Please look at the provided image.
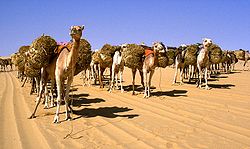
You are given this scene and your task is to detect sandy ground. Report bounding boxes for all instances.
[0,61,250,149]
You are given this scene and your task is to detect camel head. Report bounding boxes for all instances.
[152,42,166,53]
[120,43,128,52]
[70,25,84,41]
[202,38,212,48]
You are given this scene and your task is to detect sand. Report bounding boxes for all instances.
[0,60,250,149]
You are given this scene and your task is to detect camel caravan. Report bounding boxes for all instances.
[2,25,250,123]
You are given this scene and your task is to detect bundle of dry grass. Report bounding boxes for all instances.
[234,49,245,60]
[122,44,145,69]
[208,44,222,64]
[28,35,57,70]
[74,39,92,75]
[100,44,118,56]
[24,62,41,77]
[16,46,30,71]
[156,52,169,68]
[166,47,177,65]
[221,51,230,63]
[91,44,119,69]
[183,44,200,65]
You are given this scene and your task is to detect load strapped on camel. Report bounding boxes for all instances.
[122,44,145,70]
[92,44,119,68]
[74,39,92,75]
[183,44,200,66]
[208,44,222,64]
[166,46,177,66]
[24,35,57,77]
[156,51,169,68]
[16,45,30,72]
[234,49,246,60]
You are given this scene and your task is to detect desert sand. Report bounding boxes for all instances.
[0,61,250,149]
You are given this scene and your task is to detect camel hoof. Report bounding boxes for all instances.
[65,116,72,121]
[53,116,60,124]
[121,89,124,93]
[205,86,211,90]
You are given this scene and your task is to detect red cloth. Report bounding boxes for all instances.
[145,48,154,57]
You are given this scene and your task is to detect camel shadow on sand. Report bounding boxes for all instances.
[151,89,188,97]
[123,85,156,92]
[71,97,105,107]
[72,106,139,120]
[209,84,235,89]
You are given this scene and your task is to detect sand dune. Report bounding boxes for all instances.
[0,61,250,149]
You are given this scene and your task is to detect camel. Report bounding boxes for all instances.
[172,44,187,85]
[109,46,124,93]
[197,38,212,90]
[143,42,166,98]
[120,44,144,95]
[29,25,84,123]
[53,25,84,123]
[234,49,250,71]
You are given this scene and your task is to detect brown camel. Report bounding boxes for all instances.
[29,25,84,123]
[143,42,166,98]
[53,25,84,123]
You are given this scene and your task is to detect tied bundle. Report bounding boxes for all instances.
[16,46,30,72]
[221,51,231,63]
[92,44,119,69]
[156,52,169,68]
[208,44,222,64]
[166,47,177,65]
[74,39,92,75]
[183,44,200,65]
[28,35,57,70]
[122,44,145,69]
[234,49,245,60]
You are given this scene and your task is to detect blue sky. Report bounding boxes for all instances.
[0,0,249,56]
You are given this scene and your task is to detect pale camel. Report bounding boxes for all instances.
[197,38,212,90]
[109,46,124,93]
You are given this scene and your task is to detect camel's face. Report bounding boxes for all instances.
[120,43,128,52]
[202,38,212,48]
[70,25,84,40]
[153,42,166,53]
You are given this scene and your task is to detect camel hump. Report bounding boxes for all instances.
[54,42,72,54]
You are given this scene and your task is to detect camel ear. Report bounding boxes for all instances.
[81,25,85,30]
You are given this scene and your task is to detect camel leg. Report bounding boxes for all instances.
[64,76,73,121]
[148,70,155,97]
[197,65,202,88]
[44,85,49,109]
[243,60,247,71]
[50,79,55,107]
[115,72,119,90]
[172,62,178,85]
[139,69,144,87]
[109,66,115,93]
[204,67,210,90]
[54,73,63,123]
[29,74,47,119]
[143,70,147,98]
[132,69,136,95]
[120,70,124,93]
[180,67,184,85]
